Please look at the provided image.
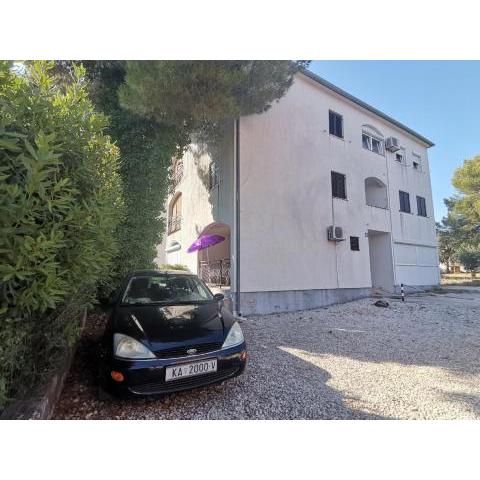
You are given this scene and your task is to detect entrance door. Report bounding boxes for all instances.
[368,230,394,291]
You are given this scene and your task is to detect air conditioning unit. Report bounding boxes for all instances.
[327,225,345,242]
[385,137,400,152]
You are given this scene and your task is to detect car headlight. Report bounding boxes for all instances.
[113,333,155,359]
[222,322,244,349]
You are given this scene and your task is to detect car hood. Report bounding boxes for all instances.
[113,302,231,353]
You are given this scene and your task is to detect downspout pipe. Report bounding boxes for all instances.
[234,118,241,315]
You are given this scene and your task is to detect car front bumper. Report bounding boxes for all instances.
[102,342,247,396]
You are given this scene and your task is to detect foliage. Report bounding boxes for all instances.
[119,61,310,130]
[159,264,189,271]
[458,247,480,277]
[55,61,189,289]
[0,61,123,408]
[452,155,480,228]
[436,198,471,272]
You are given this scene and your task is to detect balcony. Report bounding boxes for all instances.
[173,163,183,187]
[168,215,182,234]
[199,259,230,286]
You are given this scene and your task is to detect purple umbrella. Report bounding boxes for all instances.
[187,234,225,253]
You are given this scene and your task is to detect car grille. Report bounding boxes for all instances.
[155,342,222,359]
[130,367,239,395]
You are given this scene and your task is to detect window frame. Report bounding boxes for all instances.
[350,236,360,251]
[362,131,384,155]
[416,195,427,217]
[399,190,411,213]
[329,110,344,139]
[331,171,347,200]
[412,153,422,172]
[209,161,220,190]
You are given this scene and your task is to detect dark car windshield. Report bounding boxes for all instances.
[121,274,214,305]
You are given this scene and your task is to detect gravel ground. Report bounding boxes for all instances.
[53,287,480,419]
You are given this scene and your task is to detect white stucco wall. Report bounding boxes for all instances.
[157,127,235,274]
[239,73,439,294]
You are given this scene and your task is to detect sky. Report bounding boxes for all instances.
[308,61,480,221]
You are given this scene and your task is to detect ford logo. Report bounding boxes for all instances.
[186,348,197,355]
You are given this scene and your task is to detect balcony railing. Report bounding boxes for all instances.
[173,164,183,186]
[168,215,182,234]
[199,259,230,286]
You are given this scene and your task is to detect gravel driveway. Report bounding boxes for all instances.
[53,287,480,419]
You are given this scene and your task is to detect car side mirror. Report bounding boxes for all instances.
[214,293,225,302]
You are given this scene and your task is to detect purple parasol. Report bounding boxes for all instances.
[187,234,225,253]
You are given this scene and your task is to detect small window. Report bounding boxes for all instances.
[209,162,219,189]
[417,196,427,217]
[399,190,411,213]
[329,110,343,139]
[396,152,403,163]
[412,153,422,171]
[362,132,384,155]
[331,171,346,199]
[350,236,360,251]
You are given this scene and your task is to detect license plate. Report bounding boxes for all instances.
[165,359,217,382]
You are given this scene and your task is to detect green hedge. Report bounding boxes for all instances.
[0,62,123,408]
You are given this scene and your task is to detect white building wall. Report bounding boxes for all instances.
[158,127,235,274]
[239,72,439,299]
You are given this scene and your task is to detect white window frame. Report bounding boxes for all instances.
[209,161,220,190]
[362,131,384,155]
[412,153,422,172]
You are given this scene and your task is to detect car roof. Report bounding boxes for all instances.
[128,269,195,277]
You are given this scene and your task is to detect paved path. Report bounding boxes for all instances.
[53,287,480,419]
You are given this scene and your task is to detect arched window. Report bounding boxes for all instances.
[362,124,384,155]
[168,193,182,234]
[365,177,388,209]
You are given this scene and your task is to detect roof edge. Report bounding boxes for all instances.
[299,68,435,148]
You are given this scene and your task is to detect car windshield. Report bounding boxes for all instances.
[121,273,214,305]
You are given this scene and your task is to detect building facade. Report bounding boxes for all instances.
[157,70,440,315]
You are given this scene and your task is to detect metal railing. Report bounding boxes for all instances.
[172,164,183,187]
[199,259,231,286]
[168,215,182,234]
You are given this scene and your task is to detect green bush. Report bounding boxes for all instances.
[159,264,190,271]
[0,61,123,408]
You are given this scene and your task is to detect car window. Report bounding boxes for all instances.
[122,274,213,305]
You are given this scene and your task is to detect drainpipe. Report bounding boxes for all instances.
[233,118,241,316]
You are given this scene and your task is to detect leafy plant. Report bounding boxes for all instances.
[160,264,189,271]
[458,247,480,278]
[0,61,123,408]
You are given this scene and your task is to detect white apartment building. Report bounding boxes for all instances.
[157,69,440,315]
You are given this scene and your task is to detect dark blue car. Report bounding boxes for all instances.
[99,270,247,397]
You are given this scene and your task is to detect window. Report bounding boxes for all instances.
[396,152,403,163]
[399,190,411,213]
[329,110,343,138]
[412,153,422,171]
[417,196,427,217]
[362,132,384,155]
[172,159,183,187]
[209,162,219,189]
[350,236,360,251]
[331,171,346,199]
[122,274,213,305]
[168,193,182,234]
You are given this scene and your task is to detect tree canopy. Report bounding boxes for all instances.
[119,61,309,130]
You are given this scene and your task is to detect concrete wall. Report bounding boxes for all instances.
[238,72,439,308]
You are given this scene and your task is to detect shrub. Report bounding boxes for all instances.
[159,264,190,271]
[0,61,123,408]
[458,247,480,278]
